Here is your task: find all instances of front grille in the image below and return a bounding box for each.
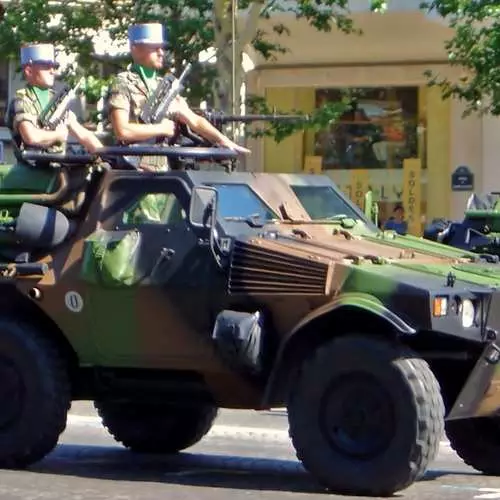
[228,240,331,295]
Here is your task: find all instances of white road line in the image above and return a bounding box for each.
[67,414,452,447]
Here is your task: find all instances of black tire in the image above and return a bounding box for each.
[0,318,70,468]
[94,401,218,453]
[287,335,445,496]
[446,417,500,474]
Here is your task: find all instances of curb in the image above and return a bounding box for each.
[67,414,452,448]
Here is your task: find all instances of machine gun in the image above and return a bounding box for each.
[140,63,193,124]
[196,109,310,132]
[170,108,310,150]
[38,77,85,130]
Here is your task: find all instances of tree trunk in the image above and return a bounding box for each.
[212,0,240,113]
[212,0,264,142]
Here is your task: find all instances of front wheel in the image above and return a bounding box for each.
[446,417,500,474]
[287,335,445,496]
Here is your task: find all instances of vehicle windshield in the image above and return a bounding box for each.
[290,185,363,221]
[204,183,278,221]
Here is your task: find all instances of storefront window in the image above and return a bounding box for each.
[315,87,422,170]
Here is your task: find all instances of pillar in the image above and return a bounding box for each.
[425,86,451,221]
[481,114,500,193]
[449,99,482,219]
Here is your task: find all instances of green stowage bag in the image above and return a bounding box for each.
[80,229,143,287]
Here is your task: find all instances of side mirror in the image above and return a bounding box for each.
[189,186,218,228]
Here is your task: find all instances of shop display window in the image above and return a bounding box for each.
[314,87,425,170]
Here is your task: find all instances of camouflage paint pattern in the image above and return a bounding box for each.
[108,68,170,174]
[8,86,64,154]
[2,165,500,414]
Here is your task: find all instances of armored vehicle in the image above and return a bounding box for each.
[424,191,500,257]
[1,145,500,497]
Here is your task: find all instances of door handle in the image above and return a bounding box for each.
[162,247,176,259]
[150,247,175,277]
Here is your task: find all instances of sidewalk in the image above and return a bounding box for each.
[69,401,289,430]
[68,401,451,448]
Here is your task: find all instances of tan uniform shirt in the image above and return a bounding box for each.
[8,86,64,153]
[108,68,170,172]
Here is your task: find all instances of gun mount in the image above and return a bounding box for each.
[0,143,239,264]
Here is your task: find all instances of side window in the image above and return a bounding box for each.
[121,191,186,226]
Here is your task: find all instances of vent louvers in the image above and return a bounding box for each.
[228,240,331,295]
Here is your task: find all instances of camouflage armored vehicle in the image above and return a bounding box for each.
[1,144,500,497]
[424,191,500,258]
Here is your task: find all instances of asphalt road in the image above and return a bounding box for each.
[0,402,499,500]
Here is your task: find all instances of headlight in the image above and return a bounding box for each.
[459,299,476,328]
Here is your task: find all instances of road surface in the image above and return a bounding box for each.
[0,402,498,500]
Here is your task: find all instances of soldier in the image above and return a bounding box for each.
[107,23,250,223]
[107,22,250,174]
[7,43,103,155]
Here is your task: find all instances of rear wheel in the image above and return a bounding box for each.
[287,335,445,496]
[446,417,500,474]
[95,401,218,453]
[0,318,70,468]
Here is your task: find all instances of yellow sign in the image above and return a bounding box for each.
[349,169,370,210]
[402,158,422,236]
[304,156,323,174]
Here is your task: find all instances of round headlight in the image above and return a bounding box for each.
[460,299,475,328]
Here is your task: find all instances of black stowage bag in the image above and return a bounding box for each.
[212,310,264,376]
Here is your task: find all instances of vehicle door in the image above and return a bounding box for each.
[81,176,216,366]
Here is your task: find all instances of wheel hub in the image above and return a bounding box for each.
[321,372,395,459]
[0,357,24,430]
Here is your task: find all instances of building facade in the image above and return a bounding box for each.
[0,3,498,235]
[245,7,500,234]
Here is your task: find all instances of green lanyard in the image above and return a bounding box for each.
[133,64,158,96]
[29,85,51,114]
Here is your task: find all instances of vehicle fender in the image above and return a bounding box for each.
[289,294,417,339]
[262,294,416,407]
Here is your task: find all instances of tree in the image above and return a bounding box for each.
[421,0,500,116]
[0,0,386,140]
[210,0,386,139]
[100,0,386,138]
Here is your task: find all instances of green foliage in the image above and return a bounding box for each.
[251,0,387,62]
[106,0,216,103]
[0,0,387,139]
[421,0,500,116]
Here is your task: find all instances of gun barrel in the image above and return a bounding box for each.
[176,63,192,83]
[208,113,309,123]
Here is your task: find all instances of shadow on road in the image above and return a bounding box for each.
[28,443,482,496]
[32,444,325,494]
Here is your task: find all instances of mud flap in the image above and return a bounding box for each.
[212,310,264,376]
[447,341,500,420]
